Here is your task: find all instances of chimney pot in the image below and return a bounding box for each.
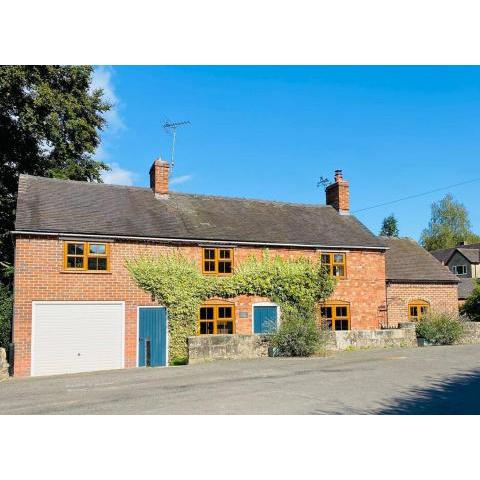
[325,169,350,214]
[149,158,170,196]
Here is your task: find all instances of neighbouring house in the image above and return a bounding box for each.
[11,161,458,377]
[383,237,459,326]
[431,243,480,304]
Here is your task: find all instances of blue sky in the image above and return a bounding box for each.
[94,66,480,241]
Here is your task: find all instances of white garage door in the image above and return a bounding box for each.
[32,302,124,377]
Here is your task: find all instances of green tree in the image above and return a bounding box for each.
[461,281,480,321]
[379,214,399,237]
[0,65,111,268]
[420,194,480,251]
[0,284,12,350]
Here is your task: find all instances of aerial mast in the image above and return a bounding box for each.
[163,120,191,173]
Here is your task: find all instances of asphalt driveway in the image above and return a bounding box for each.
[2,344,480,414]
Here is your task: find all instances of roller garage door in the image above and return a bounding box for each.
[31,301,124,377]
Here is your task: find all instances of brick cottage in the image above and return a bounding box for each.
[11,161,458,376]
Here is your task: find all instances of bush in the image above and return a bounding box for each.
[415,312,464,345]
[269,309,321,357]
[460,281,480,321]
[0,284,13,352]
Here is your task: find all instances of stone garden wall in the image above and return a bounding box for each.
[188,334,269,364]
[0,348,9,379]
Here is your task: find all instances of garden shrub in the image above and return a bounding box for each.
[0,284,13,352]
[415,312,464,345]
[127,250,336,362]
[460,281,480,321]
[269,309,321,357]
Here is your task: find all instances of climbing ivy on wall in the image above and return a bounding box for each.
[126,250,336,362]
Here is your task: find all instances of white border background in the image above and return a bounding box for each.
[2,0,480,478]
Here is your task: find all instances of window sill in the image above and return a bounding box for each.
[60,270,112,275]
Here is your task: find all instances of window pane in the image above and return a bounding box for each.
[420,306,429,315]
[323,319,333,330]
[216,321,234,334]
[335,319,349,331]
[333,265,345,277]
[333,253,344,263]
[204,249,215,260]
[67,243,76,255]
[200,322,214,334]
[67,256,83,269]
[200,307,214,320]
[88,258,98,270]
[218,306,232,319]
[410,306,418,317]
[204,261,215,272]
[89,243,106,255]
[219,249,231,259]
[336,306,347,317]
[320,306,332,319]
[218,261,232,274]
[321,254,331,264]
[97,258,107,270]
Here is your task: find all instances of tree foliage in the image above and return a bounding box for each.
[0,284,12,351]
[420,194,480,251]
[0,65,111,267]
[127,251,336,361]
[379,214,399,237]
[461,281,480,321]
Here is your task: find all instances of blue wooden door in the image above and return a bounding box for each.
[138,307,167,367]
[253,306,278,334]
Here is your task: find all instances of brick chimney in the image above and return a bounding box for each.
[325,169,349,214]
[149,159,169,196]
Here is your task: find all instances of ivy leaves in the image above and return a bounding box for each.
[126,250,336,362]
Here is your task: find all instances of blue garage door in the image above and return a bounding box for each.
[138,307,167,367]
[253,306,278,334]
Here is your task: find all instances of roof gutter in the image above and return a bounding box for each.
[11,230,389,251]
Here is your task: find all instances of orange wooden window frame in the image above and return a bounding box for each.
[201,247,234,275]
[198,303,236,335]
[320,252,347,279]
[63,241,110,272]
[408,300,430,321]
[319,302,350,330]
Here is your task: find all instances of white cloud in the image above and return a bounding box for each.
[91,66,125,132]
[102,162,137,186]
[170,174,193,185]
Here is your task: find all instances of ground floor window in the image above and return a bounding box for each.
[199,304,235,334]
[319,303,350,330]
[408,300,430,321]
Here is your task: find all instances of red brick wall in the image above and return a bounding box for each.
[386,282,459,327]
[13,235,386,376]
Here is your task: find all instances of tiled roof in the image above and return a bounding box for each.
[383,237,458,283]
[457,248,480,264]
[14,175,388,249]
[458,277,476,300]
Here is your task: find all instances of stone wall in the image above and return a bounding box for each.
[328,327,417,351]
[188,334,269,364]
[0,348,9,379]
[457,322,480,344]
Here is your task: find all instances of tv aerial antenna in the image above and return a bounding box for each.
[163,120,190,172]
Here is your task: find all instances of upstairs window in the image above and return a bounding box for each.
[321,252,346,278]
[408,300,430,322]
[64,242,109,271]
[199,304,235,335]
[202,247,233,274]
[319,302,350,330]
[453,265,467,275]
